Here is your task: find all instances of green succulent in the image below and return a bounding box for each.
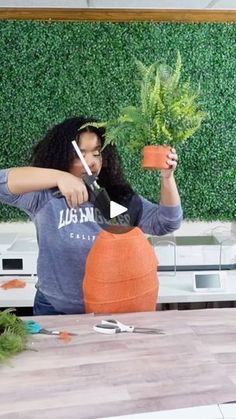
[85,52,207,151]
[0,308,30,364]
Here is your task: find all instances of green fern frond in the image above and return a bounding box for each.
[118,106,142,124]
[170,50,182,91]
[135,59,149,78]
[161,124,174,142]
[161,52,182,102]
[149,69,162,118]
[140,62,156,115]
[79,122,107,131]
[102,124,121,147]
[158,63,173,84]
[176,126,200,142]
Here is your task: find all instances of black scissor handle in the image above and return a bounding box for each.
[82,174,99,190]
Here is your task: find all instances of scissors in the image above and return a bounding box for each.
[93,319,164,335]
[53,140,111,220]
[24,320,78,336]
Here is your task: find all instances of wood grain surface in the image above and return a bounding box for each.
[1,308,236,419]
[0,9,236,22]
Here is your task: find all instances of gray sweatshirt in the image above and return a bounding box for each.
[0,169,182,313]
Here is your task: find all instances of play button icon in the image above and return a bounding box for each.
[93,185,143,234]
[110,201,127,218]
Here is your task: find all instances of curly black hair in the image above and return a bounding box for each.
[31,116,134,204]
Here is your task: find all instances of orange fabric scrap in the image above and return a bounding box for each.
[0,279,26,290]
[58,330,72,343]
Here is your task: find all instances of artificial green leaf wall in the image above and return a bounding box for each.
[0,21,235,221]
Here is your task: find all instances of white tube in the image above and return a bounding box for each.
[71,140,100,189]
[72,140,92,176]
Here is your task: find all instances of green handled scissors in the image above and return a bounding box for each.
[24,320,78,336]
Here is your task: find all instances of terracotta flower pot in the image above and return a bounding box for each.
[83,227,159,314]
[142,145,172,169]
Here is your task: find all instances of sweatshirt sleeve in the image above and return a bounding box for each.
[0,169,51,217]
[138,196,183,236]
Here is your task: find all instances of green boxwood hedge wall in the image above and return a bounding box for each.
[0,20,235,221]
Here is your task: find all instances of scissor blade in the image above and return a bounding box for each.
[39,329,60,335]
[133,328,165,334]
[39,329,78,336]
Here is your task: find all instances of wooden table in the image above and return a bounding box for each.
[1,308,236,419]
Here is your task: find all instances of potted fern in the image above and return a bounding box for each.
[99,51,207,169]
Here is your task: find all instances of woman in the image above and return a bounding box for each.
[0,116,182,315]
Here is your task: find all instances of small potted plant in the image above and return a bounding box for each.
[100,51,207,169]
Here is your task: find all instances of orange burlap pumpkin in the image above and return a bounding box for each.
[83,227,159,314]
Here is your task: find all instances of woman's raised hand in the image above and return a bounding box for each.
[161,148,178,179]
